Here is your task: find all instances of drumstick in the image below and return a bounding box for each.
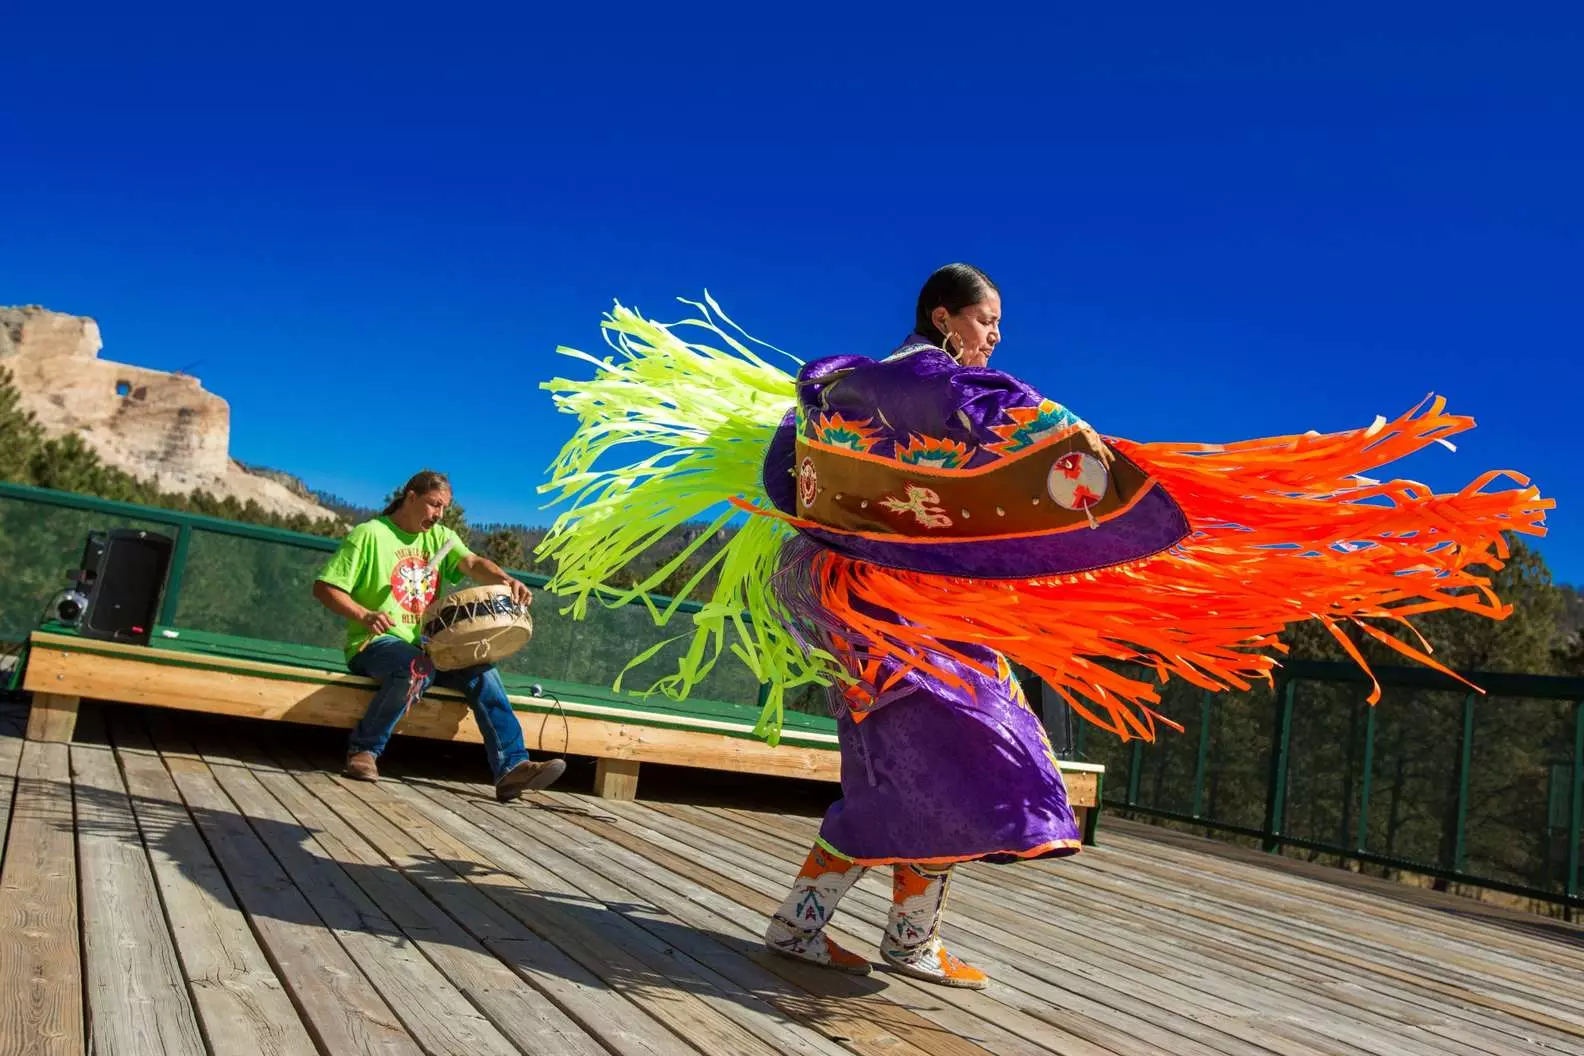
[427,535,459,580]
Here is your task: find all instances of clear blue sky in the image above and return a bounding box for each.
[4,5,1580,581]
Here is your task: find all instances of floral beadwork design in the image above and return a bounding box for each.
[986,400,1078,456]
[811,412,883,452]
[895,435,971,469]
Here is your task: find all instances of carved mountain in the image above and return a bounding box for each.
[0,305,338,522]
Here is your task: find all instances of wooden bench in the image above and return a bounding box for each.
[19,625,1103,840]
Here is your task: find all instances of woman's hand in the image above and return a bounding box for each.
[1080,422,1115,466]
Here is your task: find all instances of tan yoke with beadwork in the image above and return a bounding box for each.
[792,426,1158,541]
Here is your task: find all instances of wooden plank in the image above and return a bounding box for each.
[190,746,526,1056]
[999,840,1569,1055]
[24,693,79,744]
[1061,768,1099,808]
[1060,769,1099,841]
[1044,847,1584,1054]
[24,645,837,780]
[594,757,641,800]
[1054,833,1584,1024]
[266,753,693,1056]
[376,775,889,1056]
[643,804,1311,1056]
[619,798,1341,1056]
[1013,814,1568,953]
[20,631,841,749]
[71,741,206,1056]
[1105,815,1574,928]
[23,632,839,747]
[21,639,1098,792]
[1086,830,1584,993]
[1010,872,1561,1056]
[690,803,1514,1056]
[108,713,323,1056]
[414,774,1125,1056]
[440,781,1003,1056]
[727,804,1549,1056]
[314,739,1565,1056]
[404,778,906,1056]
[991,829,1584,1044]
[0,734,24,868]
[335,773,785,1056]
[1016,847,1570,1056]
[544,790,1167,1056]
[874,822,1538,1056]
[0,740,82,1055]
[140,725,422,1056]
[235,749,614,1056]
[1095,818,1584,975]
[658,792,1583,1043]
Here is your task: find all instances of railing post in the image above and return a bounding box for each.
[1263,678,1295,853]
[1453,691,1476,875]
[1191,689,1212,819]
[1356,702,1376,854]
[1127,738,1143,807]
[1568,700,1583,905]
[157,524,194,627]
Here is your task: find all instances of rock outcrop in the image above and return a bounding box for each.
[1,305,339,523]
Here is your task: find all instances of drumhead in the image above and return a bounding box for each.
[422,584,534,670]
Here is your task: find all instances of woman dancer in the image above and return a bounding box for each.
[535,264,1550,989]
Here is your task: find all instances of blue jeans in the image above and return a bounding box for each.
[346,635,530,782]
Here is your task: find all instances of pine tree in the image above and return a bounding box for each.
[0,366,44,483]
[478,528,527,570]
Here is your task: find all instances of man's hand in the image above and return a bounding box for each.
[314,581,397,635]
[459,553,533,608]
[360,609,395,635]
[506,578,533,608]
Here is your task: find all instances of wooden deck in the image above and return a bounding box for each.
[3,707,1584,1056]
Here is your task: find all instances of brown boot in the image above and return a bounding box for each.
[343,751,379,781]
[495,758,567,802]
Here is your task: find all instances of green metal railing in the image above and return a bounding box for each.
[1077,660,1584,912]
[0,480,764,709]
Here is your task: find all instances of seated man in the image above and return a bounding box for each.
[312,469,565,801]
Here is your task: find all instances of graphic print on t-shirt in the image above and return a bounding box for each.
[390,550,439,617]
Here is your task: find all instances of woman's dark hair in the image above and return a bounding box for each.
[913,263,999,340]
[381,469,450,516]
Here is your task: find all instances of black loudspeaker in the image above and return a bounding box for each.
[1022,675,1078,759]
[71,529,174,646]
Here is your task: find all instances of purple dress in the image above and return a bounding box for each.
[763,336,1098,866]
[818,638,1081,865]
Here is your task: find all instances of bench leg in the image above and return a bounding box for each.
[26,693,81,743]
[1079,803,1101,846]
[594,758,640,800]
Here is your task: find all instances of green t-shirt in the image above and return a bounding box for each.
[316,516,474,658]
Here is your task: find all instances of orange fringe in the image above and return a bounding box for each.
[798,397,1552,742]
